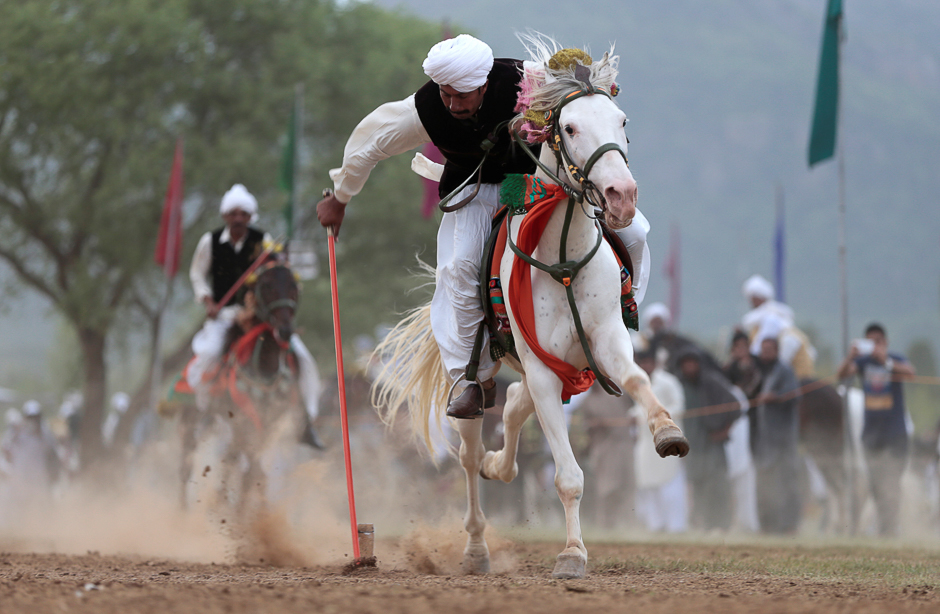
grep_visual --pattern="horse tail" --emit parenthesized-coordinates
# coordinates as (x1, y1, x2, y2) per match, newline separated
(371, 298, 452, 458)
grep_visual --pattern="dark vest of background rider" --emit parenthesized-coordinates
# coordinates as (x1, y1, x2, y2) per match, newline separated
(414, 58, 540, 197)
(210, 227, 264, 306)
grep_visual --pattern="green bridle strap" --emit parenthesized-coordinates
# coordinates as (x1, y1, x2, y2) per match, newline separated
(505, 193, 623, 398)
(583, 142, 628, 177)
(506, 200, 604, 286)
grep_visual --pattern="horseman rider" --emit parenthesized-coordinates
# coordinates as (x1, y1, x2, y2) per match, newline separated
(741, 274, 816, 380)
(189, 184, 323, 446)
(316, 35, 652, 418)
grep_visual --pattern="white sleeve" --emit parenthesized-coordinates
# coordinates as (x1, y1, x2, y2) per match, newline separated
(291, 334, 321, 420)
(189, 232, 213, 304)
(329, 94, 431, 204)
(613, 208, 651, 305)
(779, 332, 802, 367)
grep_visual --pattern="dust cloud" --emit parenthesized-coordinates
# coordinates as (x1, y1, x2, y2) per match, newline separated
(0, 417, 523, 572)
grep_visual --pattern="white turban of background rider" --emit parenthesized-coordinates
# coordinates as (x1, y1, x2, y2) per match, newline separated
(742, 274, 774, 301)
(220, 183, 259, 223)
(641, 302, 672, 329)
(422, 34, 494, 93)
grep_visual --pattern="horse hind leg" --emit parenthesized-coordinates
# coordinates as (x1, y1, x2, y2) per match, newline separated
(481, 380, 536, 483)
(456, 417, 490, 574)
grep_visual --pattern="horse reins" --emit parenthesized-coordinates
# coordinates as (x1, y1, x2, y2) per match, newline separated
(502, 75, 632, 397)
(251, 264, 298, 332)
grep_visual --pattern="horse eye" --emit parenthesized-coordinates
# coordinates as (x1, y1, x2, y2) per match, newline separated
(564, 125, 574, 135)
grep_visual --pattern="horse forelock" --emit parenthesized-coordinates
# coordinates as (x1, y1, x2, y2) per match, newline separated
(515, 31, 620, 119)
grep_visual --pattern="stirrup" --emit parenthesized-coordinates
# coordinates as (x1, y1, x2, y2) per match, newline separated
(445, 373, 485, 410)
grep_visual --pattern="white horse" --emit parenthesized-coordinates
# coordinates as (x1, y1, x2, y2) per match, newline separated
(374, 37, 689, 579)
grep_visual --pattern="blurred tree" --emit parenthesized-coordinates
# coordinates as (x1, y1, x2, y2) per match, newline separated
(0, 0, 441, 465)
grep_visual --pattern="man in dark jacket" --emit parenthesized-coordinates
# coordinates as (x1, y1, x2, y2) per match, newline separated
(676, 346, 740, 531)
(752, 336, 802, 534)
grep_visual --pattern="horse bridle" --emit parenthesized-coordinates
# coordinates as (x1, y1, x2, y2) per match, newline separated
(252, 264, 298, 332)
(497, 79, 632, 397)
(512, 75, 630, 218)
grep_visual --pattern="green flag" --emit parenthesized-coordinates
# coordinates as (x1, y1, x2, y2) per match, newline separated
(279, 106, 296, 238)
(808, 0, 843, 167)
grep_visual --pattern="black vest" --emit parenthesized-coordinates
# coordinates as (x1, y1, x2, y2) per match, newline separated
(210, 227, 264, 306)
(414, 58, 539, 197)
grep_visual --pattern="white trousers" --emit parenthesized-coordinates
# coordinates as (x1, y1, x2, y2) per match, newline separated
(188, 307, 320, 419)
(430, 184, 651, 386)
(431, 184, 502, 386)
(636, 467, 688, 533)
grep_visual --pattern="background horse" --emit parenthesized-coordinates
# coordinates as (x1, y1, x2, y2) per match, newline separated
(373, 36, 688, 579)
(176, 260, 307, 517)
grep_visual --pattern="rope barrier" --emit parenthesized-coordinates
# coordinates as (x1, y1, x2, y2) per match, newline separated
(475, 369, 938, 426)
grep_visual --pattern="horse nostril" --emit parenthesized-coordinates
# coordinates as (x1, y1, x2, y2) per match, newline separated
(604, 186, 623, 207)
(278, 326, 293, 343)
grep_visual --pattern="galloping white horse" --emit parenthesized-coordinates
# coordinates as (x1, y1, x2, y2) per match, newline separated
(374, 36, 689, 579)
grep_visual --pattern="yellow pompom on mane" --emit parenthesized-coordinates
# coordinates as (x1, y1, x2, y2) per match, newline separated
(548, 48, 593, 72)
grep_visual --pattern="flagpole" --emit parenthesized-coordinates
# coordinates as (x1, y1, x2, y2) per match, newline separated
(775, 182, 785, 304)
(150, 139, 183, 414)
(293, 83, 304, 243)
(833, 11, 858, 536)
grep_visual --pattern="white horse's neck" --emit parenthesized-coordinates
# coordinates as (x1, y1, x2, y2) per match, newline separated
(533, 148, 597, 262)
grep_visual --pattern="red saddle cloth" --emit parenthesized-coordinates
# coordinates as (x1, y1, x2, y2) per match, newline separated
(488, 175, 635, 401)
(489, 177, 595, 401)
(174, 323, 296, 431)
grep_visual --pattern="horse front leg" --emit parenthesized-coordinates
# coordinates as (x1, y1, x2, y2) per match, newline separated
(481, 379, 536, 483)
(455, 417, 490, 574)
(524, 365, 587, 579)
(595, 324, 689, 458)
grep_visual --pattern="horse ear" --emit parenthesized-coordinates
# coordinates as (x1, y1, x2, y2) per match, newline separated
(574, 64, 591, 87)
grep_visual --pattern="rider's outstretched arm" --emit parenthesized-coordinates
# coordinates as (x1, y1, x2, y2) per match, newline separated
(613, 208, 651, 305)
(328, 95, 431, 204)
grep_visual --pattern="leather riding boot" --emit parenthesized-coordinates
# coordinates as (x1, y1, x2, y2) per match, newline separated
(446, 379, 497, 419)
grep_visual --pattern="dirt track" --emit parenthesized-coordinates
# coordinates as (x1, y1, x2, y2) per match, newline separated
(3, 540, 938, 614)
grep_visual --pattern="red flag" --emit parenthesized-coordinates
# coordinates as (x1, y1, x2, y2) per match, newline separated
(154, 138, 184, 277)
(420, 143, 444, 219)
(663, 222, 681, 326)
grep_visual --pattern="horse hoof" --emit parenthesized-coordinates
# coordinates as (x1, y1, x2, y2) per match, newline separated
(654, 426, 690, 458)
(552, 553, 586, 579)
(462, 551, 490, 575)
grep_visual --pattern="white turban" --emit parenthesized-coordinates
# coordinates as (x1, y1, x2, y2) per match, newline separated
(23, 399, 41, 417)
(742, 274, 774, 301)
(220, 184, 259, 223)
(642, 302, 672, 329)
(423, 34, 494, 93)
(111, 392, 130, 414)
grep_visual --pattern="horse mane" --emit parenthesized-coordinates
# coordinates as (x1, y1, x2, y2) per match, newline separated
(514, 31, 620, 131)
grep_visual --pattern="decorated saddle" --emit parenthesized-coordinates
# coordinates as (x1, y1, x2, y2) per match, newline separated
(481, 173, 639, 365)
(170, 322, 299, 431)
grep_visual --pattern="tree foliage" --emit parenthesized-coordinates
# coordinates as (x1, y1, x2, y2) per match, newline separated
(0, 0, 442, 463)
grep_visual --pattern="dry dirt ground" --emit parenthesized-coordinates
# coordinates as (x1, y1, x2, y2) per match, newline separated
(2, 539, 938, 614)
